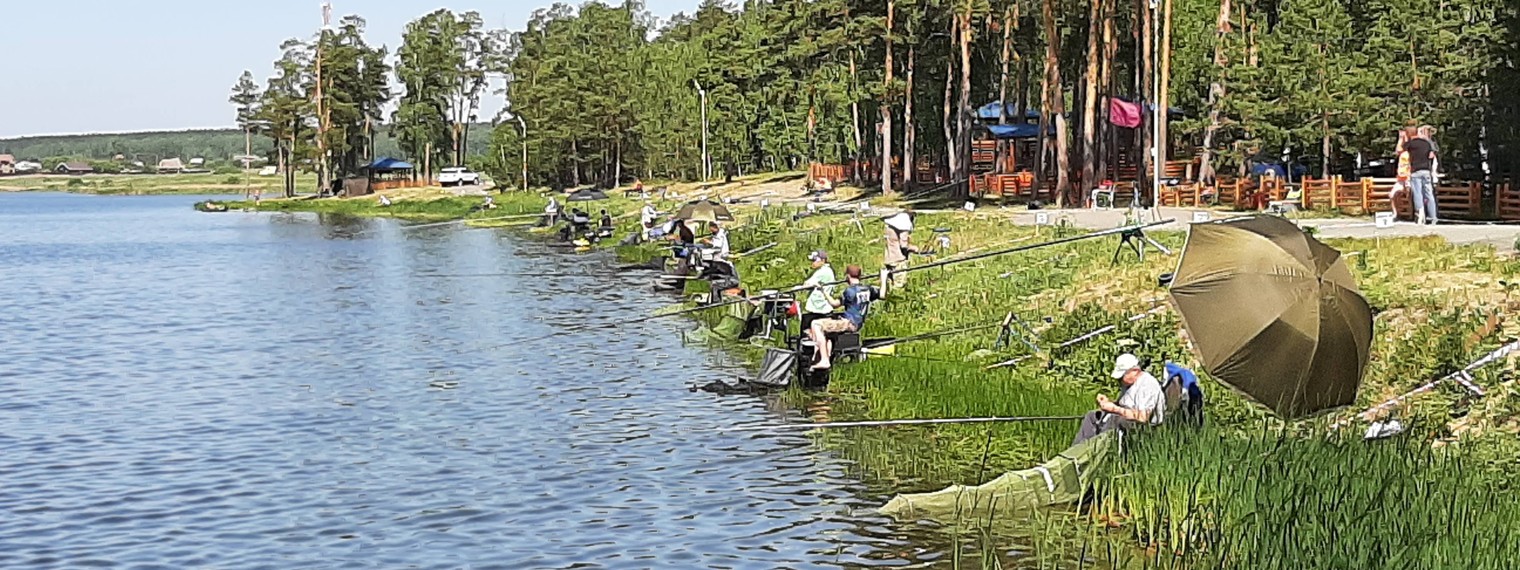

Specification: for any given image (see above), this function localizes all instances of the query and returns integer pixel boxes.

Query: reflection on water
[4,193,1106,569]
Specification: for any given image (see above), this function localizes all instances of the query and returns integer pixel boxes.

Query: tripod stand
[1111,227,1173,265]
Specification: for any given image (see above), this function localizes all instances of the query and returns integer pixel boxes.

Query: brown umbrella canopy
[676,199,735,223]
[1169,216,1373,418]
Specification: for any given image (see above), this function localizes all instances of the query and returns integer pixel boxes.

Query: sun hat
[1111,353,1141,379]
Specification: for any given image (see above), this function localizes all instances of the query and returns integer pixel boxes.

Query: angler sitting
[570,209,592,237]
[1072,353,1166,445]
[807,265,880,370]
[597,209,615,238]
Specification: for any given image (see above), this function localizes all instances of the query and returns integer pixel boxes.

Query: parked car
[438,167,481,187]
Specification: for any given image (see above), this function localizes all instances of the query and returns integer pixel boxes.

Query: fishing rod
[416,271,606,278]
[400,212,542,231]
[722,414,1084,432]
[484,276,846,350]
[860,321,1008,349]
[984,305,1168,370]
[895,219,1175,276]
[494,221,1173,349]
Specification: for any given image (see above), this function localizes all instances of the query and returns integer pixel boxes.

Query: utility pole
[693,79,710,181]
[515,115,528,191]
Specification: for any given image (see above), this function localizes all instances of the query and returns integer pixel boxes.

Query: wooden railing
[1497,181,1520,221]
[371,178,424,192]
[970,171,1042,201]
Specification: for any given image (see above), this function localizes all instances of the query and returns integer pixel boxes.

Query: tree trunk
[997,5,1015,173]
[1159,0,1173,167]
[944,22,958,187]
[999,5,1013,126]
[615,140,623,188]
[955,13,973,199]
[1044,0,1071,204]
[1138,0,1153,193]
[850,50,864,186]
[1199,0,1232,184]
[1322,112,1332,178]
[882,0,896,196]
[904,45,916,191]
[1080,0,1102,196]
[1098,0,1116,184]
[570,140,581,187]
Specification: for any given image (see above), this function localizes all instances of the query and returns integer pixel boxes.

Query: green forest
[12,0,1514,202]
[0,127,493,171]
[489,0,1517,203]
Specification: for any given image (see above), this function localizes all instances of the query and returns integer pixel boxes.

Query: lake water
[0,193,945,569]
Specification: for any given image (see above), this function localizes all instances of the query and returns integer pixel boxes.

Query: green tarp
[681,300,755,345]
[879,431,1117,520]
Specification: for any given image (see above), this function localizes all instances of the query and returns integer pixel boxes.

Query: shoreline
[200,170,1520,564]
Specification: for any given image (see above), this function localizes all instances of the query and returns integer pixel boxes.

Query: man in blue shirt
[807,265,880,370]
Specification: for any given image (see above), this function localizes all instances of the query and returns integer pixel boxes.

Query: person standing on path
[1405,126,1439,225]
[800,250,837,331]
[882,211,919,289]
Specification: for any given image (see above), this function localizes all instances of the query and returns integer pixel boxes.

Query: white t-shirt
[710,228,730,257]
[641,204,658,226]
[1116,372,1166,426]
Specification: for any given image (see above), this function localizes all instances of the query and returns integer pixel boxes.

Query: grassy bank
[700,204,1520,568]
[1,172,320,195]
[202,173,1520,567]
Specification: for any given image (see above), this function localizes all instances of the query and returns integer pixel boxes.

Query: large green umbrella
[676,199,735,223]
[1169,215,1373,418]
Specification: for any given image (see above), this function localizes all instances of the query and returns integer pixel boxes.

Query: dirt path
[986,206,1520,252]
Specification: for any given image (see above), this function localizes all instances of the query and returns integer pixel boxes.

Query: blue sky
[0,0,696,139]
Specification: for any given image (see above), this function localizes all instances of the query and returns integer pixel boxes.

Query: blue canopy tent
[368,157,414,172]
[983,123,1055,140]
[976,102,1042,122]
[364,157,418,194]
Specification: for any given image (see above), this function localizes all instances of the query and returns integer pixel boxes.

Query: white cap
[1111,353,1140,379]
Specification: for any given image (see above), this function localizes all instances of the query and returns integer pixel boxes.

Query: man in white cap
[882,210,919,288]
[1072,353,1167,445]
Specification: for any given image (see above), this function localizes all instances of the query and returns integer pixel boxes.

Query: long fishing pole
[494,221,1172,350]
[895,219,1175,276]
[484,276,844,350]
[723,414,1084,432]
[400,212,542,231]
[861,321,1007,349]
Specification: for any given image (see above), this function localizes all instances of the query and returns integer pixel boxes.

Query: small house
[55,162,94,175]
[188,157,205,168]
[0,154,14,175]
[157,158,185,173]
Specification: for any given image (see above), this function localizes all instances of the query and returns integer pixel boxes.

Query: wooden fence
[1159,176,1485,219]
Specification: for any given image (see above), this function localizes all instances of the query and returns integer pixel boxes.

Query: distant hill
[0,126,496,164]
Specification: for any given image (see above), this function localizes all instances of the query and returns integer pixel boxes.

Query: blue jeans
[1408,171,1437,222]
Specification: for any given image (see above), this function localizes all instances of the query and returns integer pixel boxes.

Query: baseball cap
[1111,353,1140,379]
[809,250,828,262]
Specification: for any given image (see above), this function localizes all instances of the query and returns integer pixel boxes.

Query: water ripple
[0,194,958,569]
